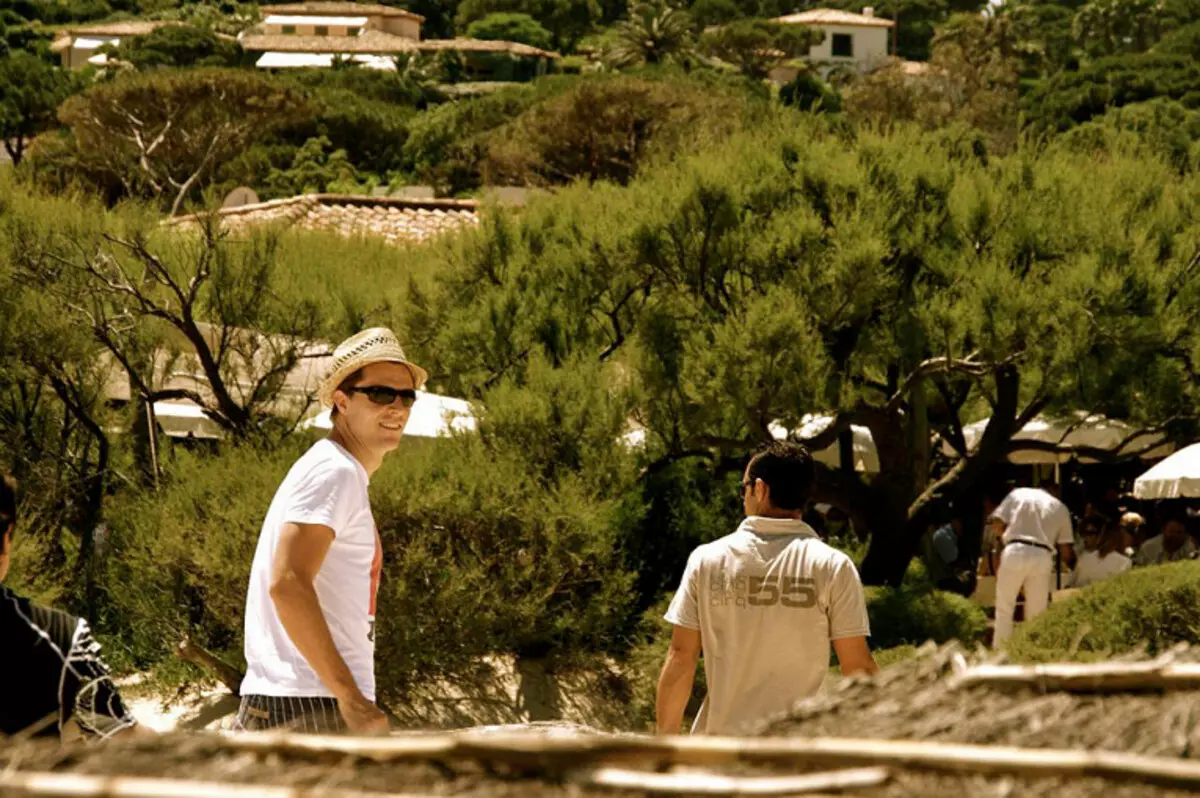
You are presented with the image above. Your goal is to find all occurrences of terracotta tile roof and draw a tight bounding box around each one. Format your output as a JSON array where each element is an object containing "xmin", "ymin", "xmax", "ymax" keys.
[
  {"xmin": 420, "ymin": 37, "xmax": 560, "ymax": 59},
  {"xmin": 262, "ymin": 1, "xmax": 424, "ymax": 21},
  {"xmin": 240, "ymin": 28, "xmax": 559, "ymax": 58},
  {"xmin": 775, "ymin": 8, "xmax": 895, "ymax": 27},
  {"xmin": 166, "ymin": 194, "xmax": 481, "ymax": 245},
  {"xmin": 240, "ymin": 28, "xmax": 420, "ymax": 53},
  {"xmin": 50, "ymin": 20, "xmax": 183, "ymax": 52}
]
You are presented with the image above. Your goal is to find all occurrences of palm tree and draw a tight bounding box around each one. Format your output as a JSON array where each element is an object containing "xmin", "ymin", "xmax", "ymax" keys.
[{"xmin": 608, "ymin": 1, "xmax": 696, "ymax": 67}]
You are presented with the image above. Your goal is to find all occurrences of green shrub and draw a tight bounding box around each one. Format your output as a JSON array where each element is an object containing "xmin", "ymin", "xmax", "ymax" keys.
[
  {"xmin": 1007, "ymin": 561, "xmax": 1200, "ymax": 663},
  {"xmin": 483, "ymin": 72, "xmax": 759, "ymax": 187},
  {"xmin": 467, "ymin": 12, "xmax": 555, "ymax": 50},
  {"xmin": 865, "ymin": 577, "xmax": 989, "ymax": 649},
  {"xmin": 402, "ymin": 82, "xmax": 542, "ymax": 194},
  {"xmin": 779, "ymin": 72, "xmax": 842, "ymax": 113},
  {"xmin": 97, "ymin": 357, "xmax": 641, "ymax": 699}
]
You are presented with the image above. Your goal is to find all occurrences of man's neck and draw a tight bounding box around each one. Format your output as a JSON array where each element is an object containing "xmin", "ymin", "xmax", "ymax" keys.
[
  {"xmin": 328, "ymin": 428, "xmax": 381, "ymax": 477},
  {"xmin": 751, "ymin": 509, "xmax": 802, "ymax": 521}
]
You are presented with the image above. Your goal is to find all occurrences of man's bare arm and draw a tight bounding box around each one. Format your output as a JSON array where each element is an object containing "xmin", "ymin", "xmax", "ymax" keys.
[
  {"xmin": 832, "ymin": 635, "xmax": 878, "ymax": 677},
  {"xmin": 655, "ymin": 625, "xmax": 701, "ymax": 734},
  {"xmin": 270, "ymin": 522, "xmax": 387, "ymax": 733}
]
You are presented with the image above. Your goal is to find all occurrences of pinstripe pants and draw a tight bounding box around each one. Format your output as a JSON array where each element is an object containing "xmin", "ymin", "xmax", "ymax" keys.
[{"xmin": 233, "ymin": 694, "xmax": 347, "ymax": 733}]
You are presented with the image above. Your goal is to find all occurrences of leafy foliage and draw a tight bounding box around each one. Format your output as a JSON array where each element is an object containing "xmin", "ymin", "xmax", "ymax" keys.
[
  {"xmin": 466, "ymin": 11, "xmax": 556, "ymax": 49},
  {"xmin": 864, "ymin": 580, "xmax": 989, "ymax": 649},
  {"xmin": 698, "ymin": 18, "xmax": 821, "ymax": 80},
  {"xmin": 109, "ymin": 24, "xmax": 247, "ymax": 69},
  {"xmin": 1057, "ymin": 98, "xmax": 1200, "ymax": 172},
  {"xmin": 408, "ymin": 114, "xmax": 1200, "ymax": 586},
  {"xmin": 0, "ymin": 51, "xmax": 71, "ymax": 166},
  {"xmin": 1007, "ymin": 561, "xmax": 1200, "ymax": 662},
  {"xmin": 454, "ymin": 0, "xmax": 600, "ymax": 50},
  {"xmin": 51, "ymin": 69, "xmax": 311, "ymax": 214},
  {"xmin": 779, "ymin": 71, "xmax": 841, "ymax": 112},
  {"xmin": 606, "ymin": 1, "xmax": 696, "ymax": 68},
  {"xmin": 1022, "ymin": 52, "xmax": 1200, "ymax": 132},
  {"xmin": 484, "ymin": 73, "xmax": 754, "ymax": 186}
]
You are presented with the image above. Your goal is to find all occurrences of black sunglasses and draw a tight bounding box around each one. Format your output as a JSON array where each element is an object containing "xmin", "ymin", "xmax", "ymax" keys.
[{"xmin": 346, "ymin": 386, "xmax": 418, "ymax": 408}]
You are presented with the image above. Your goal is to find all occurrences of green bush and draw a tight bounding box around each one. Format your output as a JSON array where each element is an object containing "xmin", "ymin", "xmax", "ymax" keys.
[
  {"xmin": 483, "ymin": 72, "xmax": 759, "ymax": 187},
  {"xmin": 402, "ymin": 82, "xmax": 543, "ymax": 194},
  {"xmin": 864, "ymin": 576, "xmax": 989, "ymax": 649},
  {"xmin": 97, "ymin": 357, "xmax": 641, "ymax": 699},
  {"xmin": 467, "ymin": 12, "xmax": 555, "ymax": 50},
  {"xmin": 1007, "ymin": 561, "xmax": 1200, "ymax": 663}
]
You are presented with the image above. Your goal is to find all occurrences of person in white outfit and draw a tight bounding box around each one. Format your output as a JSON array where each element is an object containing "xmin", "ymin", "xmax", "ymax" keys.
[
  {"xmin": 1069, "ymin": 517, "xmax": 1131, "ymax": 588},
  {"xmin": 237, "ymin": 327, "xmax": 428, "ymax": 734},
  {"xmin": 989, "ymin": 486, "xmax": 1075, "ymax": 647}
]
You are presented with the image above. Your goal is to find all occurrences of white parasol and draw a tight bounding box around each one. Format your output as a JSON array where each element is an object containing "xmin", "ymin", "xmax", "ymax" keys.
[{"xmin": 1133, "ymin": 442, "xmax": 1200, "ymax": 500}]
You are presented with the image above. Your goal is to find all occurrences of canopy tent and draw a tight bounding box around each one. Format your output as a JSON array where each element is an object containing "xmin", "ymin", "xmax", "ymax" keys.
[
  {"xmin": 771, "ymin": 414, "xmax": 879, "ymax": 473},
  {"xmin": 1134, "ymin": 443, "xmax": 1200, "ymax": 500},
  {"xmin": 621, "ymin": 414, "xmax": 880, "ymax": 473},
  {"xmin": 153, "ymin": 401, "xmax": 224, "ymax": 441},
  {"xmin": 951, "ymin": 414, "xmax": 1172, "ymax": 465},
  {"xmin": 298, "ymin": 391, "xmax": 476, "ymax": 438}
]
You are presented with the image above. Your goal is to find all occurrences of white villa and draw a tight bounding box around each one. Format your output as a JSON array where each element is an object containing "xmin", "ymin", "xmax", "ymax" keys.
[
  {"xmin": 239, "ymin": 1, "xmax": 559, "ymax": 76},
  {"xmin": 775, "ymin": 6, "xmax": 895, "ymax": 76},
  {"xmin": 50, "ymin": 20, "xmax": 182, "ymax": 68}
]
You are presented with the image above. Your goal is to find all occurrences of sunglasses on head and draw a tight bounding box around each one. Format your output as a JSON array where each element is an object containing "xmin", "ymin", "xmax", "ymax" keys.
[{"xmin": 346, "ymin": 386, "xmax": 418, "ymax": 408}]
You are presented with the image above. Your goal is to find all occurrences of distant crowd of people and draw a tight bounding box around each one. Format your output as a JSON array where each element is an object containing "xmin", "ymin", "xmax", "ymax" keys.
[{"xmin": 919, "ymin": 481, "xmax": 1199, "ymax": 645}]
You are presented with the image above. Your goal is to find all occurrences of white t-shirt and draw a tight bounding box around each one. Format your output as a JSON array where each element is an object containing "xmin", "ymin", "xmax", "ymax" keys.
[
  {"xmin": 993, "ymin": 488, "xmax": 1073, "ymax": 549},
  {"xmin": 1068, "ymin": 550, "xmax": 1131, "ymax": 588},
  {"xmin": 241, "ymin": 439, "xmax": 382, "ymax": 700},
  {"xmin": 664, "ymin": 516, "xmax": 871, "ymax": 736}
]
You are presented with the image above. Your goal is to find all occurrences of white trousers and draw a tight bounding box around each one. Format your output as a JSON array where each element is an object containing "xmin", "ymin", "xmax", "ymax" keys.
[{"xmin": 993, "ymin": 543, "xmax": 1053, "ymax": 647}]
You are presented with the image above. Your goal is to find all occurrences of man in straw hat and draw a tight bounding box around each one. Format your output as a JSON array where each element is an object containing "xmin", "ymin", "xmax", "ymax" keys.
[{"xmin": 237, "ymin": 328, "xmax": 427, "ymax": 733}]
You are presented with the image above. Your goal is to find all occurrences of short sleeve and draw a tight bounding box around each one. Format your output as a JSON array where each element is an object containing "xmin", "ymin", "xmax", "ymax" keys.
[
  {"xmin": 992, "ymin": 493, "xmax": 1016, "ymax": 526},
  {"xmin": 1052, "ymin": 504, "xmax": 1073, "ymax": 545},
  {"xmin": 828, "ymin": 557, "xmax": 871, "ymax": 640},
  {"xmin": 664, "ymin": 550, "xmax": 703, "ymax": 630},
  {"xmin": 285, "ymin": 462, "xmax": 361, "ymax": 536}
]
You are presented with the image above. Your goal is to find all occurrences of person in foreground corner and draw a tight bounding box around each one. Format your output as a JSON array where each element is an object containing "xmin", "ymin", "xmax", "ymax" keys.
[
  {"xmin": 656, "ymin": 442, "xmax": 878, "ymax": 736},
  {"xmin": 237, "ymin": 328, "xmax": 427, "ymax": 734},
  {"xmin": 0, "ymin": 473, "xmax": 140, "ymax": 740}
]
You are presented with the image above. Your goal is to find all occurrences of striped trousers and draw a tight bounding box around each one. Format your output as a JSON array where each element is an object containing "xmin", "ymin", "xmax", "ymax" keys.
[{"xmin": 233, "ymin": 694, "xmax": 346, "ymax": 733}]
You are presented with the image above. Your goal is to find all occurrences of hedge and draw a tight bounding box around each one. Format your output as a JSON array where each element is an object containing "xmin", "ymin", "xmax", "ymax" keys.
[{"xmin": 1007, "ymin": 560, "xmax": 1200, "ymax": 663}]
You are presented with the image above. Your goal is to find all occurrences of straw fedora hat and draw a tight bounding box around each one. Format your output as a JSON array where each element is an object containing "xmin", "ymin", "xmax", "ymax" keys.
[{"xmin": 318, "ymin": 327, "xmax": 428, "ymax": 408}]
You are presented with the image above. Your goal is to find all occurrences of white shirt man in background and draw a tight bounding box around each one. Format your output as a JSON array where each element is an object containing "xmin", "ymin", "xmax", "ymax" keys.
[
  {"xmin": 990, "ymin": 485, "xmax": 1075, "ymax": 646},
  {"xmin": 237, "ymin": 328, "xmax": 427, "ymax": 734},
  {"xmin": 656, "ymin": 442, "xmax": 878, "ymax": 736}
]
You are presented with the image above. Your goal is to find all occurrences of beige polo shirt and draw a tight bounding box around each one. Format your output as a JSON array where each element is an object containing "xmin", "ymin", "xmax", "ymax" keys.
[{"xmin": 665, "ymin": 516, "xmax": 871, "ymax": 736}]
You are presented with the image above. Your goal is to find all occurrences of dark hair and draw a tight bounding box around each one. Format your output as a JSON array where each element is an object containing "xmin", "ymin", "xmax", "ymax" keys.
[
  {"xmin": 329, "ymin": 368, "xmax": 364, "ymax": 421},
  {"xmin": 747, "ymin": 442, "xmax": 815, "ymax": 511},
  {"xmin": 0, "ymin": 474, "xmax": 16, "ymax": 538}
]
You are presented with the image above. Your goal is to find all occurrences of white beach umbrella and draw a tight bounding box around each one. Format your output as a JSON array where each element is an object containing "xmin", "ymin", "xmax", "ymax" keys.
[
  {"xmin": 1134, "ymin": 443, "xmax": 1200, "ymax": 500},
  {"xmin": 772, "ymin": 414, "xmax": 879, "ymax": 473},
  {"xmin": 952, "ymin": 413, "xmax": 1172, "ymax": 465}
]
